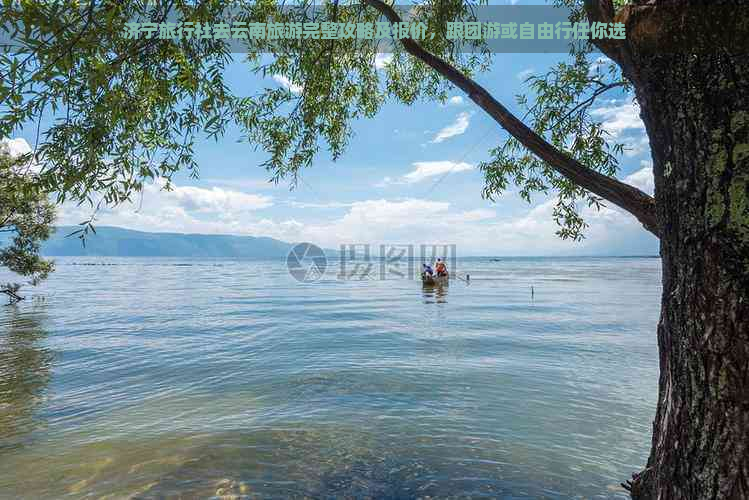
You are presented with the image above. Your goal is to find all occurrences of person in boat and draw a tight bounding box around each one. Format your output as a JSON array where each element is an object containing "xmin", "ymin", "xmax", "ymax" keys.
[
  {"xmin": 422, "ymin": 263, "xmax": 434, "ymax": 277},
  {"xmin": 434, "ymin": 258, "xmax": 448, "ymax": 277}
]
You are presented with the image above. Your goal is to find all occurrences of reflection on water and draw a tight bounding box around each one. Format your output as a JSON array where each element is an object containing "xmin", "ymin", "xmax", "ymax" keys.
[
  {"xmin": 0, "ymin": 257, "xmax": 661, "ymax": 498},
  {"xmin": 0, "ymin": 305, "xmax": 53, "ymax": 452},
  {"xmin": 422, "ymin": 281, "xmax": 449, "ymax": 304}
]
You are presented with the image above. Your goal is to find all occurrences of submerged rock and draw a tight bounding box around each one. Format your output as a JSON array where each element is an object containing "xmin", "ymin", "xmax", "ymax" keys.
[{"xmin": 214, "ymin": 478, "xmax": 250, "ymax": 498}]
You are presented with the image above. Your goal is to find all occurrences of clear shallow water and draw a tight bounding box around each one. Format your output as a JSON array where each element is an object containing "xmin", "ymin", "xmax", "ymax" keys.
[{"xmin": 0, "ymin": 257, "xmax": 661, "ymax": 499}]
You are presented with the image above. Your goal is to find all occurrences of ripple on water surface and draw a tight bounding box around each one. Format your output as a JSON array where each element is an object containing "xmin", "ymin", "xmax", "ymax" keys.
[{"xmin": 0, "ymin": 257, "xmax": 661, "ymax": 498}]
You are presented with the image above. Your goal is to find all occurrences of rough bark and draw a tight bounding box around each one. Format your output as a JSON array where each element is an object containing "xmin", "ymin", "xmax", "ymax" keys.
[
  {"xmin": 631, "ymin": 57, "xmax": 749, "ymax": 499},
  {"xmin": 604, "ymin": 2, "xmax": 749, "ymax": 498}
]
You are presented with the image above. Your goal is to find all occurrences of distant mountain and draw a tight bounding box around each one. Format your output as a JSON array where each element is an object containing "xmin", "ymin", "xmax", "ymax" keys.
[{"xmin": 39, "ymin": 226, "xmax": 301, "ymax": 258}]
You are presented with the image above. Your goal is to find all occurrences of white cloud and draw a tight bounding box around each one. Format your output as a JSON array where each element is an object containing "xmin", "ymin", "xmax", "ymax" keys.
[
  {"xmin": 446, "ymin": 95, "xmax": 464, "ymax": 106},
  {"xmin": 377, "ymin": 160, "xmax": 474, "ymax": 187},
  {"xmin": 298, "ymin": 198, "xmax": 483, "ymax": 247},
  {"xmin": 0, "ymin": 137, "xmax": 32, "ymax": 157},
  {"xmin": 1, "ymin": 137, "xmax": 44, "ymax": 174},
  {"xmin": 375, "ymin": 176, "xmax": 393, "ymax": 188},
  {"xmin": 288, "ymin": 200, "xmax": 354, "ymax": 209},
  {"xmin": 431, "ymin": 112, "xmax": 471, "ymax": 143},
  {"xmin": 342, "ymin": 199, "xmax": 448, "ymax": 224},
  {"xmin": 58, "ymin": 179, "xmax": 273, "ymax": 235},
  {"xmin": 623, "ymin": 134, "xmax": 650, "ymax": 157},
  {"xmin": 291, "ymin": 196, "xmax": 656, "ymax": 256},
  {"xmin": 272, "ymin": 74, "xmax": 303, "ymax": 94},
  {"xmin": 516, "ymin": 68, "xmax": 535, "ymax": 81},
  {"xmin": 450, "ymin": 208, "xmax": 496, "ymax": 222},
  {"xmin": 450, "ymin": 197, "xmax": 657, "ymax": 256},
  {"xmin": 623, "ymin": 161, "xmax": 654, "ymax": 195},
  {"xmin": 374, "ymin": 53, "xmax": 393, "ymax": 70},
  {"xmin": 588, "ymin": 56, "xmax": 613, "ymax": 76},
  {"xmin": 402, "ymin": 160, "xmax": 473, "ymax": 183},
  {"xmin": 167, "ymin": 184, "xmax": 273, "ymax": 213},
  {"xmin": 590, "ymin": 101, "xmax": 644, "ymax": 138},
  {"xmin": 200, "ymin": 178, "xmax": 288, "ymax": 191},
  {"xmin": 58, "ymin": 186, "xmax": 658, "ymax": 255}
]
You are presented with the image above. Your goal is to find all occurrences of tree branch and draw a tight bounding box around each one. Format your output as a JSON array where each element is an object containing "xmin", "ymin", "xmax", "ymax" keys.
[
  {"xmin": 549, "ymin": 81, "xmax": 626, "ymax": 131},
  {"xmin": 584, "ymin": 0, "xmax": 636, "ymax": 74},
  {"xmin": 362, "ymin": 0, "xmax": 659, "ymax": 238},
  {"xmin": 1, "ymin": 287, "xmax": 24, "ymax": 304}
]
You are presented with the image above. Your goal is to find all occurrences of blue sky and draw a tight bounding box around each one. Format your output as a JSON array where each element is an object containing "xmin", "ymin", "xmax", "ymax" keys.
[{"xmin": 4, "ymin": 49, "xmax": 658, "ymax": 256}]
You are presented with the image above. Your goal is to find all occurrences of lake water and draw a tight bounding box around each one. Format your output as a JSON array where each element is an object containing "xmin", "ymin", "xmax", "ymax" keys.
[{"xmin": 0, "ymin": 257, "xmax": 661, "ymax": 499}]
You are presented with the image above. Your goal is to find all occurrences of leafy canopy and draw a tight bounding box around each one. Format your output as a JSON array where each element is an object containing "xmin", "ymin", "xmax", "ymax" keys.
[
  {"xmin": 0, "ymin": 146, "xmax": 56, "ymax": 301},
  {"xmin": 1, "ymin": 0, "xmax": 631, "ymax": 240}
]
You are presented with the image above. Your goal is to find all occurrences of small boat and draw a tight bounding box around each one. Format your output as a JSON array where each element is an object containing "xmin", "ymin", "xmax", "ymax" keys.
[{"xmin": 421, "ymin": 273, "xmax": 449, "ymax": 286}]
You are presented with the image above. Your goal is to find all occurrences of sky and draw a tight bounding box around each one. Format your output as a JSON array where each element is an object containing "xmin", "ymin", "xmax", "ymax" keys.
[{"xmin": 3, "ymin": 40, "xmax": 659, "ymax": 257}]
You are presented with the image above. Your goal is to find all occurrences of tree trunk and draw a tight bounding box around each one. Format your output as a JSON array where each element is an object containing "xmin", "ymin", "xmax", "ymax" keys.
[
  {"xmin": 623, "ymin": 13, "xmax": 749, "ymax": 500},
  {"xmin": 369, "ymin": 1, "xmax": 749, "ymax": 495}
]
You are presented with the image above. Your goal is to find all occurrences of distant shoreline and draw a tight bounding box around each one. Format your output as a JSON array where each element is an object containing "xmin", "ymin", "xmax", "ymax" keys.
[
  {"xmin": 6, "ymin": 226, "xmax": 660, "ymax": 259},
  {"xmin": 42, "ymin": 254, "xmax": 661, "ymax": 259}
]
